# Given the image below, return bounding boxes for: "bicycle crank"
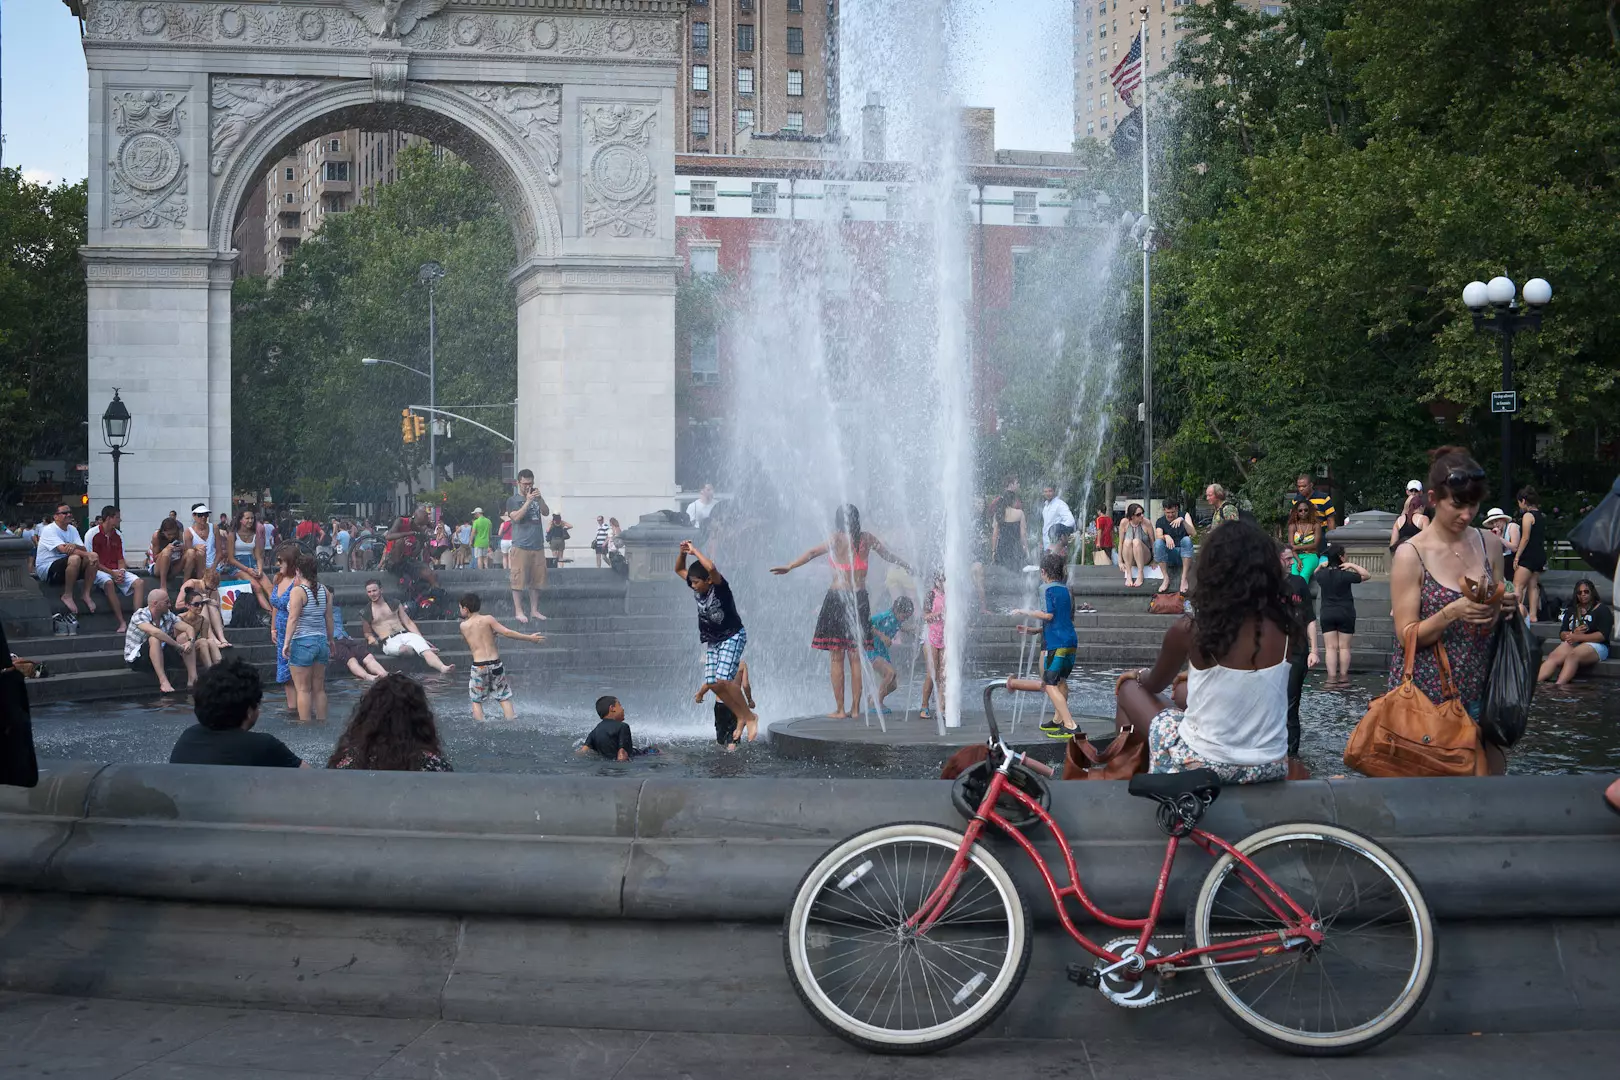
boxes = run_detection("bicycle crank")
[1092,938,1164,1008]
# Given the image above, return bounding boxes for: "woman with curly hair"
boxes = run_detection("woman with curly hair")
[1114,519,1294,783]
[327,673,453,771]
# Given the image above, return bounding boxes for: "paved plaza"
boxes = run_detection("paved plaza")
[3,992,1618,1080]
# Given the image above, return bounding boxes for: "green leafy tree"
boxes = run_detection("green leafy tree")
[232,146,518,501]
[0,171,88,506]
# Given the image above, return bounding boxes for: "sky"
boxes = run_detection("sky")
[1,0,1074,185]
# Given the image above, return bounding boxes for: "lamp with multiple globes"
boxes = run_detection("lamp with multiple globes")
[1461,275,1552,501]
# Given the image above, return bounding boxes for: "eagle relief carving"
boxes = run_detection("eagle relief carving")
[338,0,450,40]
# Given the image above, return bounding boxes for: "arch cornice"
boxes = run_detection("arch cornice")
[208,76,564,262]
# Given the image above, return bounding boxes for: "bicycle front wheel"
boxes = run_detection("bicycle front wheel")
[1187,822,1436,1056]
[784,822,1030,1054]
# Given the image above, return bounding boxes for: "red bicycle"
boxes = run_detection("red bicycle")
[784,681,1436,1055]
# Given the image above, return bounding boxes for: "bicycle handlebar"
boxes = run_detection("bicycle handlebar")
[980,678,1007,744]
[1018,753,1055,778]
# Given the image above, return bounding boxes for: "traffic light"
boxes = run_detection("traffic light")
[402,409,415,443]
[413,414,427,441]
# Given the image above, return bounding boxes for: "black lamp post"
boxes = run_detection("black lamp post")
[1462,276,1552,503]
[100,389,133,511]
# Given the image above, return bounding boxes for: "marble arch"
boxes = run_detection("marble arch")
[73,0,681,541]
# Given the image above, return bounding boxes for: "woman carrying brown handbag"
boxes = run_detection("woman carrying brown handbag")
[1113,519,1295,784]
[1387,446,1517,773]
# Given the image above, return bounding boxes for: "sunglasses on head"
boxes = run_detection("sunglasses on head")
[1442,466,1486,490]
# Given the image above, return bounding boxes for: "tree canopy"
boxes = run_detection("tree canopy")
[1057,0,1619,520]
[231,145,518,503]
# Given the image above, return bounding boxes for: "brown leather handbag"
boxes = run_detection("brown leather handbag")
[1062,671,1158,780]
[1148,591,1185,616]
[1343,627,1490,778]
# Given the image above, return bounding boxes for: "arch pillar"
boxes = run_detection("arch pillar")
[513,259,678,535]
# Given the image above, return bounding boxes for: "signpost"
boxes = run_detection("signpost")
[1491,391,1519,415]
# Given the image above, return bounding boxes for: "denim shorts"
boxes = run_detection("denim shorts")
[287,636,330,667]
[1587,642,1611,663]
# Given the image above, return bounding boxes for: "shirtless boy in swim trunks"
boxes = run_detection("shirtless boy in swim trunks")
[456,592,544,721]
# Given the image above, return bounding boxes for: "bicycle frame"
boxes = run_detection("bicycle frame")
[904,685,1324,978]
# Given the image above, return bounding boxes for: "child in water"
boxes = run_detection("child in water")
[579,695,659,760]
[457,592,544,721]
[865,596,915,714]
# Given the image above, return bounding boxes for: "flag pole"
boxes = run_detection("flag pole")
[1139,6,1153,515]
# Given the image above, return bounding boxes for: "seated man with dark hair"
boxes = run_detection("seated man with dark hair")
[169,656,306,768]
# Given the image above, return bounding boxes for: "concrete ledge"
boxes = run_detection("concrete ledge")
[2,763,1618,1037]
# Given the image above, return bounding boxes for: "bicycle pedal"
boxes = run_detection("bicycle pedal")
[1066,963,1101,989]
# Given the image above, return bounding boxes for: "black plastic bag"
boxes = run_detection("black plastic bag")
[1480,614,1534,748]
[1567,475,1620,581]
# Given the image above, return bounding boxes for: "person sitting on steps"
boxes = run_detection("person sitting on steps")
[1115,520,1295,784]
[1537,579,1612,685]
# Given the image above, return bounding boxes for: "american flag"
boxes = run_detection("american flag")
[1110,32,1143,107]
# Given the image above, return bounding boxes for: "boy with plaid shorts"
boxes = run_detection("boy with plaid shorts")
[457,592,544,721]
[676,540,758,741]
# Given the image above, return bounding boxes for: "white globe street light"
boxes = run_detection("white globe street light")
[1464,274,1552,505]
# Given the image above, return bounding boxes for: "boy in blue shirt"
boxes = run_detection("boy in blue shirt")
[1007,552,1079,738]
[863,596,915,714]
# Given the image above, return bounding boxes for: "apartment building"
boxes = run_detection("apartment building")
[679,0,839,155]
[1073,0,1285,143]
[249,130,428,277]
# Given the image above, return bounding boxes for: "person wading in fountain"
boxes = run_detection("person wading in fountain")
[678,540,758,740]
[457,592,544,722]
[772,505,912,719]
[1006,553,1081,739]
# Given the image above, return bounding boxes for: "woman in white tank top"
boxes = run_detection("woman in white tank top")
[1114,520,1295,784]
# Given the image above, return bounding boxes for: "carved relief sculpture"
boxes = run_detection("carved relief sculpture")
[109,89,189,229]
[453,84,562,186]
[209,77,323,174]
[339,0,449,40]
[580,102,658,238]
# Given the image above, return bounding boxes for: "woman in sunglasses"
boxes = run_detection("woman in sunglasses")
[1512,486,1547,623]
[1117,503,1152,588]
[1387,446,1518,772]
[1536,579,1611,685]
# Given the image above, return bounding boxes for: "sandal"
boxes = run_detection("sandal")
[918,708,935,721]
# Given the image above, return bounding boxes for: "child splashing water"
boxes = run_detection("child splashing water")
[918,573,946,722]
[676,540,758,740]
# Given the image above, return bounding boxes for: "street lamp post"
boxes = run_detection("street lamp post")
[99,389,132,511]
[419,261,446,491]
[1463,275,1552,502]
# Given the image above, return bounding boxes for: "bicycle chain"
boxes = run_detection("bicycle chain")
[1105,933,1296,1008]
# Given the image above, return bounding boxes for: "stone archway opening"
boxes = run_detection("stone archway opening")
[76,2,682,547]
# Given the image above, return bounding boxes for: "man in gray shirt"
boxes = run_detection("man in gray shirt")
[505,468,550,623]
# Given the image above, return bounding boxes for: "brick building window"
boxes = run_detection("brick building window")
[691,107,710,136]
[692,21,709,50]
[786,69,803,96]
[690,181,716,213]
[692,65,709,91]
[786,26,803,54]
[738,67,754,94]
[788,0,803,10]
[691,334,719,380]
[737,108,754,130]
[689,245,719,275]
[1013,190,1039,224]
[751,181,777,214]
[784,111,804,132]
[285,167,294,180]
[738,24,754,51]
[323,161,349,181]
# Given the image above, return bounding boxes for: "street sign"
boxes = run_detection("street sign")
[1490,391,1518,415]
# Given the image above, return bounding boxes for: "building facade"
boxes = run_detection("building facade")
[1073,0,1285,143]
[678,0,839,155]
[671,145,1091,486]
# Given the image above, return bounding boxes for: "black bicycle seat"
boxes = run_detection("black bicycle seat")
[1128,769,1222,804]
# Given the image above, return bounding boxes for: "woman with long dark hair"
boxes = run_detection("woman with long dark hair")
[222,508,272,614]
[1287,498,1325,579]
[1388,488,1430,553]
[267,546,300,712]
[1388,446,1516,771]
[773,504,912,718]
[281,552,333,724]
[1112,520,1293,782]
[148,517,190,594]
[1513,486,1547,623]
[1537,579,1612,685]
[1117,504,1151,587]
[328,673,452,771]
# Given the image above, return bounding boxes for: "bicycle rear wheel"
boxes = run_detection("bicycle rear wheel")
[1187,822,1435,1056]
[784,822,1030,1054]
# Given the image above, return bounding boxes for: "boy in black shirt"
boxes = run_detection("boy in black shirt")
[676,540,758,740]
[580,695,658,761]
[169,657,305,768]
